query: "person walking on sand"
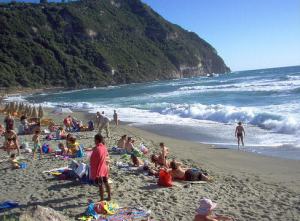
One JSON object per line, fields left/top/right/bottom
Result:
{"left": 98, "top": 113, "right": 110, "bottom": 138}
{"left": 194, "top": 198, "right": 234, "bottom": 221}
{"left": 113, "top": 110, "right": 118, "bottom": 126}
{"left": 90, "top": 134, "right": 111, "bottom": 201}
{"left": 32, "top": 130, "right": 42, "bottom": 159}
{"left": 235, "top": 122, "right": 245, "bottom": 150}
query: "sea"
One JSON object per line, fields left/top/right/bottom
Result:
{"left": 8, "top": 65, "right": 300, "bottom": 160}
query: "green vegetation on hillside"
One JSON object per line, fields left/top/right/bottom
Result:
{"left": 0, "top": 0, "right": 230, "bottom": 88}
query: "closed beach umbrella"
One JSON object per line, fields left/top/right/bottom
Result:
{"left": 32, "top": 106, "right": 39, "bottom": 118}
{"left": 12, "top": 102, "right": 17, "bottom": 113}
{"left": 15, "top": 103, "right": 19, "bottom": 114}
{"left": 38, "top": 105, "right": 44, "bottom": 119}
{"left": 3, "top": 103, "right": 8, "bottom": 112}
{"left": 8, "top": 102, "right": 13, "bottom": 114}
{"left": 27, "top": 105, "right": 33, "bottom": 117}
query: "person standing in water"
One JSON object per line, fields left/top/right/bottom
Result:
{"left": 235, "top": 122, "right": 245, "bottom": 150}
{"left": 113, "top": 110, "right": 118, "bottom": 126}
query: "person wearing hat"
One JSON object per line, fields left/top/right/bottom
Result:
{"left": 194, "top": 198, "right": 233, "bottom": 221}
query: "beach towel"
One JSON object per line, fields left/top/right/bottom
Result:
{"left": 0, "top": 201, "right": 19, "bottom": 211}
{"left": 85, "top": 201, "right": 119, "bottom": 219}
{"left": 98, "top": 207, "right": 151, "bottom": 221}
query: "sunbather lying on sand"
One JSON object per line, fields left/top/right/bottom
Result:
{"left": 194, "top": 198, "right": 234, "bottom": 221}
{"left": 168, "top": 160, "right": 211, "bottom": 182}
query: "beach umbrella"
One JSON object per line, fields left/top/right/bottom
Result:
{"left": 38, "top": 105, "right": 44, "bottom": 119}
{"left": 32, "top": 106, "right": 39, "bottom": 118}
{"left": 3, "top": 103, "right": 8, "bottom": 112}
{"left": 15, "top": 103, "right": 19, "bottom": 115}
{"left": 27, "top": 105, "right": 33, "bottom": 117}
{"left": 19, "top": 103, "right": 24, "bottom": 115}
{"left": 8, "top": 102, "right": 13, "bottom": 114}
{"left": 52, "top": 107, "right": 73, "bottom": 115}
{"left": 12, "top": 102, "right": 17, "bottom": 113}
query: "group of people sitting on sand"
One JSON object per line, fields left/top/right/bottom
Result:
{"left": 115, "top": 135, "right": 212, "bottom": 182}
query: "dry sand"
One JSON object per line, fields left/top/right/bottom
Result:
{"left": 0, "top": 110, "right": 299, "bottom": 221}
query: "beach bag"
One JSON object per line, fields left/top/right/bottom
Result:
{"left": 76, "top": 144, "right": 85, "bottom": 158}
{"left": 158, "top": 169, "right": 173, "bottom": 187}
{"left": 42, "top": 144, "right": 49, "bottom": 153}
{"left": 88, "top": 120, "right": 94, "bottom": 131}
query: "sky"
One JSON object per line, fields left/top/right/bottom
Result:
{"left": 142, "top": 0, "right": 300, "bottom": 71}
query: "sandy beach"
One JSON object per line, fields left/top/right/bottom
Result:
{"left": 0, "top": 109, "right": 299, "bottom": 221}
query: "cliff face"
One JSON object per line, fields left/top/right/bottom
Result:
{"left": 0, "top": 0, "right": 230, "bottom": 88}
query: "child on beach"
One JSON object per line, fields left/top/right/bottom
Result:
{"left": 67, "top": 136, "right": 80, "bottom": 156}
{"left": 194, "top": 198, "right": 234, "bottom": 221}
{"left": 10, "top": 153, "right": 20, "bottom": 169}
{"left": 235, "top": 122, "right": 245, "bottom": 150}
{"left": 32, "top": 130, "right": 42, "bottom": 159}
{"left": 58, "top": 142, "right": 68, "bottom": 155}
{"left": 90, "top": 134, "right": 111, "bottom": 201}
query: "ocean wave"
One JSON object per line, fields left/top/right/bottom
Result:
{"left": 158, "top": 104, "right": 300, "bottom": 134}
{"left": 178, "top": 78, "right": 300, "bottom": 93}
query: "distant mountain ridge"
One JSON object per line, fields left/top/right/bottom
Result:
{"left": 0, "top": 0, "right": 230, "bottom": 88}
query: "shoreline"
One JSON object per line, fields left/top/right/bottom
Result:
{"left": 133, "top": 123, "right": 300, "bottom": 161}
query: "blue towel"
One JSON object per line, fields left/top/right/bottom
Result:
{"left": 0, "top": 201, "right": 19, "bottom": 211}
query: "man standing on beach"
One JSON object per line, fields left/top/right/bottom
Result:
{"left": 90, "top": 134, "right": 111, "bottom": 201}
{"left": 98, "top": 112, "right": 110, "bottom": 138}
{"left": 95, "top": 112, "right": 101, "bottom": 128}
{"left": 235, "top": 122, "right": 245, "bottom": 150}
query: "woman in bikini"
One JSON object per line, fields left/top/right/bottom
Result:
{"left": 3, "top": 129, "right": 20, "bottom": 156}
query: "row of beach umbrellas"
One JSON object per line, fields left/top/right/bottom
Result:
{"left": 2, "top": 102, "right": 44, "bottom": 119}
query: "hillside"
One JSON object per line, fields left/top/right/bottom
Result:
{"left": 0, "top": 0, "right": 230, "bottom": 88}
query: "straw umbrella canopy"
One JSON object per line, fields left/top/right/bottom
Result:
{"left": 8, "top": 102, "right": 14, "bottom": 115}
{"left": 38, "top": 105, "right": 44, "bottom": 119}
{"left": 15, "top": 103, "right": 19, "bottom": 115}
{"left": 18, "top": 103, "right": 24, "bottom": 115}
{"left": 3, "top": 103, "right": 9, "bottom": 112}
{"left": 25, "top": 105, "right": 31, "bottom": 117}
{"left": 32, "top": 106, "right": 39, "bottom": 118}
{"left": 11, "top": 102, "right": 16, "bottom": 114}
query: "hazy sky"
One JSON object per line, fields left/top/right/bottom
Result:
{"left": 142, "top": 0, "right": 300, "bottom": 71}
